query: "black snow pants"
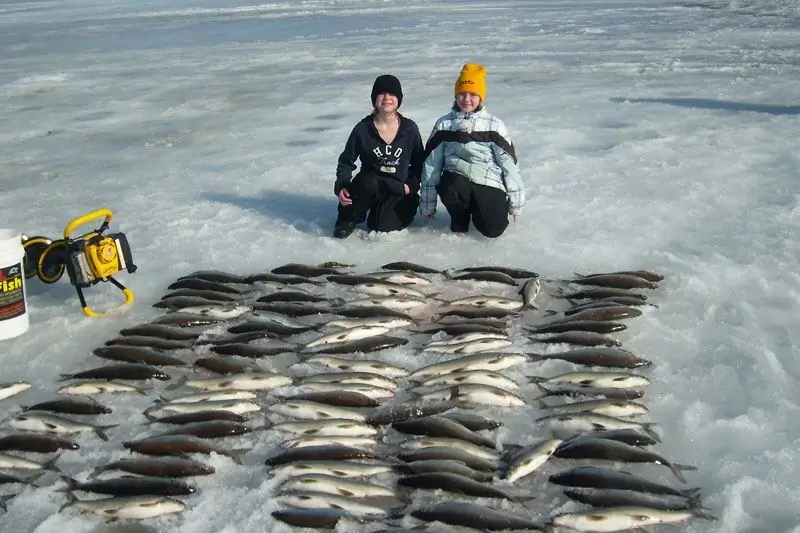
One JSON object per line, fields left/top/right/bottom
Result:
{"left": 335, "top": 171, "right": 419, "bottom": 232}
{"left": 436, "top": 171, "right": 510, "bottom": 238}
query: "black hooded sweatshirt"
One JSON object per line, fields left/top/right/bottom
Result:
{"left": 335, "top": 113, "right": 425, "bottom": 197}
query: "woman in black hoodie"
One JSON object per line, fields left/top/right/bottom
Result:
{"left": 333, "top": 74, "right": 424, "bottom": 239}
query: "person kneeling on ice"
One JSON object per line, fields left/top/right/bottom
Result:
{"left": 332, "top": 74, "right": 425, "bottom": 239}
{"left": 419, "top": 63, "right": 525, "bottom": 238}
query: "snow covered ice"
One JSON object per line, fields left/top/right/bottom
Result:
{"left": 1, "top": 0, "right": 800, "bottom": 532}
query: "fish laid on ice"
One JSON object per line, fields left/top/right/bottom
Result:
{"left": 283, "top": 391, "right": 383, "bottom": 408}
{"left": 172, "top": 372, "right": 293, "bottom": 392}
{"left": 276, "top": 490, "right": 401, "bottom": 516}
{"left": 301, "top": 325, "right": 391, "bottom": 350}
{"left": 272, "top": 461, "right": 392, "bottom": 479}
{"left": 535, "top": 412, "right": 660, "bottom": 441}
{"left": 410, "top": 501, "right": 545, "bottom": 530}
{"left": 528, "top": 347, "right": 652, "bottom": 369}
{"left": 392, "top": 416, "right": 495, "bottom": 449}
{"left": 422, "top": 338, "right": 513, "bottom": 354}
{"left": 303, "top": 336, "right": 409, "bottom": 355}
{"left": 273, "top": 420, "right": 379, "bottom": 438}
{"left": 281, "top": 435, "right": 379, "bottom": 450}
{"left": 144, "top": 399, "right": 261, "bottom": 420}
{"left": 413, "top": 384, "right": 526, "bottom": 408}
{"left": 501, "top": 438, "right": 563, "bottom": 483}
{"left": 59, "top": 475, "right": 197, "bottom": 497}
{"left": 540, "top": 398, "right": 649, "bottom": 418}
{"left": 548, "top": 506, "right": 715, "bottom": 532}
{"left": 297, "top": 356, "right": 408, "bottom": 379}
{"left": 5, "top": 413, "right": 116, "bottom": 441}
{"left": 549, "top": 466, "right": 701, "bottom": 498}
{"left": 573, "top": 269, "right": 665, "bottom": 282}
{"left": 553, "top": 436, "right": 697, "bottom": 483}
{"left": 0, "top": 382, "right": 32, "bottom": 401}
{"left": 56, "top": 381, "right": 151, "bottom": 396}
{"left": 277, "top": 473, "right": 396, "bottom": 498}
{"left": 352, "top": 281, "right": 426, "bottom": 299}
{"left": 264, "top": 444, "right": 380, "bottom": 466}
{"left": 61, "top": 494, "right": 186, "bottom": 519}
{"left": 439, "top": 295, "right": 524, "bottom": 311}
{"left": 410, "top": 352, "right": 528, "bottom": 378}
{"left": 21, "top": 397, "right": 111, "bottom": 415}
{"left": 270, "top": 400, "right": 368, "bottom": 422}
{"left": 414, "top": 370, "right": 519, "bottom": 391}
{"left": 323, "top": 317, "right": 415, "bottom": 330}
{"left": 529, "top": 371, "right": 652, "bottom": 390}
{"left": 90, "top": 457, "right": 215, "bottom": 479}
{"left": 380, "top": 261, "right": 442, "bottom": 274}
{"left": 299, "top": 372, "right": 398, "bottom": 390}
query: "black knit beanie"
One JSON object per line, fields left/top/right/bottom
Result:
{"left": 371, "top": 74, "right": 403, "bottom": 107}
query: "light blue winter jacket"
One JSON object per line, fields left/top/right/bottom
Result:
{"left": 419, "top": 107, "right": 525, "bottom": 216}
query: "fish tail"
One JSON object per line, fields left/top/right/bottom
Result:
{"left": 95, "top": 424, "right": 118, "bottom": 442}
{"left": 692, "top": 508, "right": 718, "bottom": 521}
{"left": 57, "top": 475, "right": 79, "bottom": 492}
{"left": 668, "top": 462, "right": 688, "bottom": 484}
{"left": 165, "top": 375, "right": 189, "bottom": 391}
{"left": 57, "top": 490, "right": 78, "bottom": 512}
{"left": 227, "top": 447, "right": 251, "bottom": 465}
{"left": 640, "top": 422, "right": 661, "bottom": 442}
{"left": 23, "top": 471, "right": 45, "bottom": 486}
{"left": 537, "top": 398, "right": 552, "bottom": 409}
{"left": 44, "top": 453, "right": 62, "bottom": 472}
{"left": 0, "top": 493, "right": 15, "bottom": 512}
{"left": 680, "top": 487, "right": 703, "bottom": 498}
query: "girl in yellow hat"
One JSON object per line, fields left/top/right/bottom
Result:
{"left": 419, "top": 63, "right": 525, "bottom": 238}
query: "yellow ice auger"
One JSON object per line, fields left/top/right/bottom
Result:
{"left": 22, "top": 208, "right": 137, "bottom": 317}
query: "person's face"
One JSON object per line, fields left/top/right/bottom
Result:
{"left": 375, "top": 93, "right": 399, "bottom": 113}
{"left": 456, "top": 92, "right": 481, "bottom": 113}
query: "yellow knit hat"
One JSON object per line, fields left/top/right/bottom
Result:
{"left": 454, "top": 63, "right": 487, "bottom": 101}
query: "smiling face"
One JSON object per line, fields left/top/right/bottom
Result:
{"left": 374, "top": 93, "right": 399, "bottom": 114}
{"left": 456, "top": 92, "right": 481, "bottom": 113}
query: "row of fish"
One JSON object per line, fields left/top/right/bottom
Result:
{"left": 0, "top": 261, "right": 714, "bottom": 531}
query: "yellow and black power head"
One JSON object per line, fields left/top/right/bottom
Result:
{"left": 24, "top": 209, "right": 137, "bottom": 317}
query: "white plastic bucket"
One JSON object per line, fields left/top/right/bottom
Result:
{"left": 0, "top": 230, "right": 29, "bottom": 340}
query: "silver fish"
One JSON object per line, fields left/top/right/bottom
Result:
{"left": 540, "top": 398, "right": 649, "bottom": 418}
{"left": 278, "top": 474, "right": 395, "bottom": 498}
{"left": 341, "top": 296, "right": 427, "bottom": 312}
{"left": 530, "top": 371, "right": 652, "bottom": 389}
{"left": 549, "top": 506, "right": 715, "bottom": 531}
{"left": 502, "top": 439, "right": 563, "bottom": 483}
{"left": 410, "top": 352, "right": 528, "bottom": 378}
{"left": 519, "top": 277, "right": 541, "bottom": 309}
{"left": 299, "top": 372, "right": 398, "bottom": 390}
{"left": 270, "top": 400, "right": 368, "bottom": 421}
{"left": 63, "top": 494, "right": 185, "bottom": 519}
{"left": 5, "top": 412, "right": 116, "bottom": 441}
{"left": 298, "top": 355, "right": 408, "bottom": 377}
{"left": 272, "top": 460, "right": 392, "bottom": 478}
{"left": 0, "top": 382, "right": 31, "bottom": 401}
{"left": 302, "top": 325, "right": 391, "bottom": 350}
{"left": 273, "top": 420, "right": 379, "bottom": 437}
{"left": 352, "top": 282, "right": 426, "bottom": 299}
